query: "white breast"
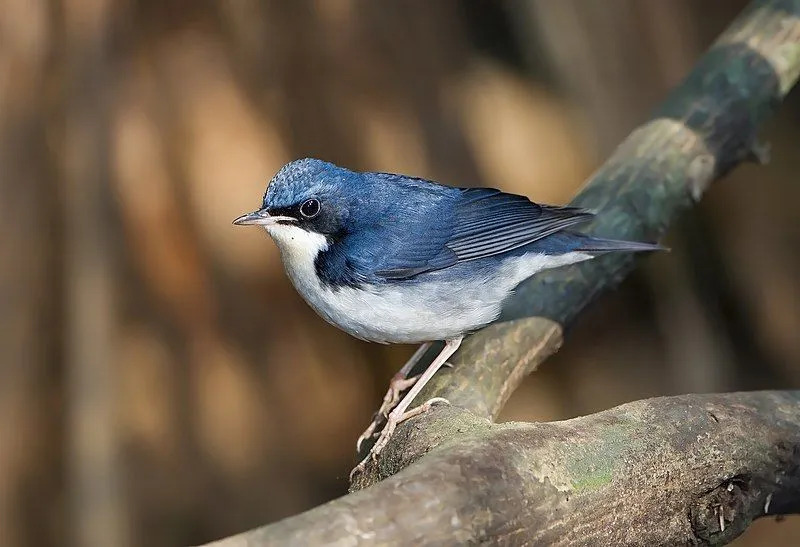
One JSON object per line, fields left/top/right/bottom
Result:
{"left": 265, "top": 224, "right": 590, "bottom": 344}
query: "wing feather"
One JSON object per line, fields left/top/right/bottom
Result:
{"left": 446, "top": 189, "right": 593, "bottom": 262}
{"left": 370, "top": 182, "right": 593, "bottom": 279}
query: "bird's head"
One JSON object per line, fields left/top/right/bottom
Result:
{"left": 233, "top": 158, "right": 362, "bottom": 256}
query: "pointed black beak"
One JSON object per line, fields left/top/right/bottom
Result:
{"left": 232, "top": 209, "right": 296, "bottom": 226}
{"left": 233, "top": 210, "right": 267, "bottom": 225}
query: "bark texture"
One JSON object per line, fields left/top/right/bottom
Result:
{"left": 208, "top": 393, "right": 800, "bottom": 546}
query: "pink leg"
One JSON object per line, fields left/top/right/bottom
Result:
{"left": 350, "top": 337, "right": 463, "bottom": 479}
{"left": 355, "top": 342, "right": 432, "bottom": 452}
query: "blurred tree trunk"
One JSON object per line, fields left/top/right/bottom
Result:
{"left": 0, "top": 1, "right": 63, "bottom": 545}
{"left": 60, "top": 0, "right": 128, "bottom": 545}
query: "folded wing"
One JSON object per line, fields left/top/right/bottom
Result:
{"left": 375, "top": 186, "right": 594, "bottom": 279}
{"left": 447, "top": 188, "right": 594, "bottom": 261}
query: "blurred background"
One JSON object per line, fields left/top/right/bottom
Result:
{"left": 2, "top": 0, "right": 800, "bottom": 545}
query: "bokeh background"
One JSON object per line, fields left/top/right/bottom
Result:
{"left": 2, "top": 0, "right": 800, "bottom": 545}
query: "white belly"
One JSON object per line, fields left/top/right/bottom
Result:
{"left": 265, "top": 224, "right": 589, "bottom": 343}
{"left": 305, "top": 278, "right": 503, "bottom": 343}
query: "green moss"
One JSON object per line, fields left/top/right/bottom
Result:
{"left": 566, "top": 423, "right": 634, "bottom": 493}
{"left": 571, "top": 469, "right": 614, "bottom": 492}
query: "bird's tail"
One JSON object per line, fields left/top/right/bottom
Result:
{"left": 567, "top": 232, "right": 667, "bottom": 254}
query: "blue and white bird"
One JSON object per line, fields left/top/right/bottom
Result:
{"left": 234, "top": 158, "right": 661, "bottom": 474}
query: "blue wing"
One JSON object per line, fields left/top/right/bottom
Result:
{"left": 316, "top": 173, "right": 459, "bottom": 285}
{"left": 373, "top": 185, "right": 594, "bottom": 279}
{"left": 446, "top": 188, "right": 594, "bottom": 261}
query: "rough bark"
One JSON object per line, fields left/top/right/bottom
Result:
{"left": 202, "top": 1, "right": 800, "bottom": 545}
{"left": 207, "top": 392, "right": 800, "bottom": 546}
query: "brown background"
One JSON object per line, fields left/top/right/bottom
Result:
{"left": 2, "top": 1, "right": 799, "bottom": 545}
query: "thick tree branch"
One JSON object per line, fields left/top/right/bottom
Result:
{"left": 207, "top": 392, "right": 800, "bottom": 546}
{"left": 203, "top": 1, "right": 800, "bottom": 545}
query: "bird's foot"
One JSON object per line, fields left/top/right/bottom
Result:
{"left": 355, "top": 373, "right": 419, "bottom": 453}
{"left": 349, "top": 397, "right": 450, "bottom": 481}
{"left": 371, "top": 397, "right": 450, "bottom": 457}
{"left": 382, "top": 375, "right": 420, "bottom": 410}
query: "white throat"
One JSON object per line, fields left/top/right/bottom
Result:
{"left": 265, "top": 223, "right": 329, "bottom": 265}
{"left": 264, "top": 223, "right": 329, "bottom": 296}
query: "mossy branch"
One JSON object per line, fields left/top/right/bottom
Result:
{"left": 206, "top": 392, "right": 800, "bottom": 546}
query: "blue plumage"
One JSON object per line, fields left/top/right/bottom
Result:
{"left": 235, "top": 157, "right": 661, "bottom": 336}
{"left": 234, "top": 158, "right": 663, "bottom": 470}
{"left": 250, "top": 158, "right": 658, "bottom": 289}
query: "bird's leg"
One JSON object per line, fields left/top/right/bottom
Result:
{"left": 355, "top": 342, "right": 432, "bottom": 453}
{"left": 350, "top": 337, "right": 462, "bottom": 479}
{"left": 380, "top": 341, "right": 433, "bottom": 414}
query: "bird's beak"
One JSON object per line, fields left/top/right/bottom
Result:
{"left": 232, "top": 209, "right": 295, "bottom": 226}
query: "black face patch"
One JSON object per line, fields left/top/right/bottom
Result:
{"left": 268, "top": 199, "right": 345, "bottom": 235}
{"left": 265, "top": 205, "right": 299, "bottom": 225}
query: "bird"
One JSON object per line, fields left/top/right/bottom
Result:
{"left": 233, "top": 158, "right": 662, "bottom": 477}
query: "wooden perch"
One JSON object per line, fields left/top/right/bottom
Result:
{"left": 202, "top": 0, "right": 800, "bottom": 545}
{"left": 207, "top": 392, "right": 800, "bottom": 546}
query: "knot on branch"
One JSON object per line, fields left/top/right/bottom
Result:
{"left": 690, "top": 440, "right": 800, "bottom": 545}
{"left": 691, "top": 475, "right": 755, "bottom": 544}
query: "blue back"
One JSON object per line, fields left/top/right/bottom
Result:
{"left": 261, "top": 159, "right": 595, "bottom": 287}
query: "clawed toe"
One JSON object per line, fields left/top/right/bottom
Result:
{"left": 394, "top": 396, "right": 450, "bottom": 424}
{"left": 355, "top": 374, "right": 420, "bottom": 454}
{"left": 355, "top": 421, "right": 378, "bottom": 454}
{"left": 383, "top": 375, "right": 418, "bottom": 408}
{"left": 350, "top": 396, "right": 452, "bottom": 479}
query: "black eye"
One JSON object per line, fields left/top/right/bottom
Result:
{"left": 299, "top": 198, "right": 321, "bottom": 218}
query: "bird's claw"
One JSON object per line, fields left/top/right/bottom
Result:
{"left": 381, "top": 375, "right": 419, "bottom": 412}
{"left": 355, "top": 374, "right": 419, "bottom": 453}
{"left": 349, "top": 457, "right": 368, "bottom": 482}
{"left": 355, "top": 420, "right": 378, "bottom": 454}
{"left": 349, "top": 397, "right": 451, "bottom": 481}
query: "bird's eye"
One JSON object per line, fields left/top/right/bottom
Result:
{"left": 299, "top": 198, "right": 321, "bottom": 218}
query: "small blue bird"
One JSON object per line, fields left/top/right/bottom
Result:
{"left": 234, "top": 158, "right": 661, "bottom": 475}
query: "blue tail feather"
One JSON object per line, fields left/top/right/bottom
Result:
{"left": 570, "top": 233, "right": 667, "bottom": 253}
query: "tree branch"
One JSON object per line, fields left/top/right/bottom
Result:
{"left": 202, "top": 0, "right": 800, "bottom": 544}
{"left": 206, "top": 392, "right": 800, "bottom": 546}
